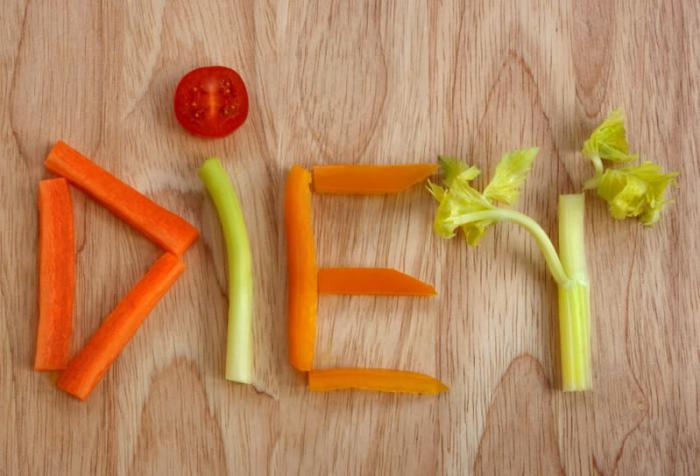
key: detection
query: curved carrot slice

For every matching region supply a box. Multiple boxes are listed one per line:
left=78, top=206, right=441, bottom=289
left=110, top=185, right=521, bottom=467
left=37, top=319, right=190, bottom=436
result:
left=57, top=253, right=184, bottom=400
left=35, top=178, right=75, bottom=371
left=45, top=141, right=199, bottom=255
left=312, top=164, right=438, bottom=195
left=308, top=368, right=448, bottom=394
left=318, top=268, right=436, bottom=296
left=199, top=158, right=253, bottom=384
left=285, top=166, right=318, bottom=371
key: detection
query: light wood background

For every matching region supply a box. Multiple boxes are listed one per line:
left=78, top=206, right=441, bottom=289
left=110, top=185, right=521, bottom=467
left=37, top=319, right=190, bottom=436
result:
left=2, top=1, right=698, bottom=474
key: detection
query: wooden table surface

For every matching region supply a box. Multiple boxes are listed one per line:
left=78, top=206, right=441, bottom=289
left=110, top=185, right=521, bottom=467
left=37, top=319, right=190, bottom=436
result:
left=2, top=1, right=699, bottom=474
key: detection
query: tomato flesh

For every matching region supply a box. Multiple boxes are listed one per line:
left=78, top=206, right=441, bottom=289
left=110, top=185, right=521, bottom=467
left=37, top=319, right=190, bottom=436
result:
left=174, top=66, right=249, bottom=138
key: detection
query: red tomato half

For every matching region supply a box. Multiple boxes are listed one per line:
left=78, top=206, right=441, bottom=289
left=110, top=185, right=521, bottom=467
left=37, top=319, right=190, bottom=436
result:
left=174, top=66, right=249, bottom=138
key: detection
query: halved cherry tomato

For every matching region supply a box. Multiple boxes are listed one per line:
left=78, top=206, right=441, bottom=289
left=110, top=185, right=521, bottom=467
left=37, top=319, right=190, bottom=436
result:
left=174, top=66, right=249, bottom=138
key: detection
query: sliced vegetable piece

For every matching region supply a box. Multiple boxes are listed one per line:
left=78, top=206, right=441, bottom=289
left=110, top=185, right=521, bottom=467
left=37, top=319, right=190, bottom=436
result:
left=57, top=253, right=184, bottom=400
left=312, top=164, right=438, bottom=195
left=174, top=66, right=249, bottom=138
left=35, top=178, right=75, bottom=371
left=285, top=166, right=318, bottom=371
left=558, top=194, right=592, bottom=391
left=45, top=141, right=199, bottom=255
left=199, top=158, right=253, bottom=384
left=318, top=268, right=436, bottom=296
left=308, top=368, right=448, bottom=394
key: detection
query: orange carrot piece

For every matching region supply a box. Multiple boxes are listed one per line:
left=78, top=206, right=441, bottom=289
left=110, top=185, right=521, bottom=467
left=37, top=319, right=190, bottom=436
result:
left=45, top=141, right=199, bottom=255
left=35, top=178, right=75, bottom=371
left=56, top=253, right=184, bottom=400
left=308, top=368, right=448, bottom=394
left=312, top=164, right=438, bottom=195
left=285, top=166, right=318, bottom=371
left=318, top=268, right=436, bottom=296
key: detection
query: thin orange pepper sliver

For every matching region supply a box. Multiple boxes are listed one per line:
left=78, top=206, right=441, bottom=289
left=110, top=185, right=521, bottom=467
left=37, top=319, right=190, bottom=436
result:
left=308, top=368, right=448, bottom=394
left=285, top=166, right=318, bottom=371
left=312, top=164, right=438, bottom=195
left=318, top=268, right=436, bottom=296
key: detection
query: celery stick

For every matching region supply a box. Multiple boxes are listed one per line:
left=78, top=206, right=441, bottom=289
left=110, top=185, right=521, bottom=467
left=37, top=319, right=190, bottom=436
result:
left=557, top=194, right=591, bottom=391
left=451, top=197, right=593, bottom=390
left=199, top=158, right=253, bottom=384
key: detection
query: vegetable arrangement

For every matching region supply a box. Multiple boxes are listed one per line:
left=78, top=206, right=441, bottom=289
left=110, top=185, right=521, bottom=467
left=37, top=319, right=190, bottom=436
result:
left=285, top=164, right=448, bottom=394
left=36, top=141, right=198, bottom=400
left=428, top=108, right=677, bottom=391
left=34, top=62, right=677, bottom=403
left=35, top=66, right=255, bottom=400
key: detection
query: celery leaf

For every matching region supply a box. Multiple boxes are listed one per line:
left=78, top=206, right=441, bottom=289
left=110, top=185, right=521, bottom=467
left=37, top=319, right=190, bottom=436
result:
left=483, top=147, right=539, bottom=205
left=582, top=108, right=638, bottom=164
left=432, top=152, right=538, bottom=246
left=437, top=156, right=481, bottom=187
left=596, top=161, right=679, bottom=226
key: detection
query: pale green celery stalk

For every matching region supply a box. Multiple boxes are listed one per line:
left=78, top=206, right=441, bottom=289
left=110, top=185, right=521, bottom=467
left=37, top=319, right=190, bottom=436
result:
left=446, top=209, right=569, bottom=286
left=557, top=194, right=591, bottom=391
left=448, top=197, right=591, bottom=391
left=199, top=158, right=253, bottom=384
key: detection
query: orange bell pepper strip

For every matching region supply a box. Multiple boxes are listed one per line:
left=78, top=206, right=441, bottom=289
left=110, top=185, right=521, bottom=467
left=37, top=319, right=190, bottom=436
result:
left=318, top=268, right=436, bottom=296
left=285, top=166, right=318, bottom=371
left=308, top=368, right=448, bottom=394
left=312, top=164, right=437, bottom=194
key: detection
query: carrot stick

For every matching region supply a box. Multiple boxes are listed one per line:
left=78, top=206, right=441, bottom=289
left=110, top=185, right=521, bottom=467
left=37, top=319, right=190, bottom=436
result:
left=45, top=141, right=199, bottom=255
left=308, top=368, right=448, bottom=394
left=57, top=253, right=184, bottom=400
left=285, top=166, right=318, bottom=371
left=312, top=164, right=438, bottom=195
left=35, top=178, right=75, bottom=371
left=318, top=268, right=436, bottom=296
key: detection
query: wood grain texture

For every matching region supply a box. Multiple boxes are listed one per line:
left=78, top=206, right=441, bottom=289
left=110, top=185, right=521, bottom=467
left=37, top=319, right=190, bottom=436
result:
left=1, top=0, right=698, bottom=474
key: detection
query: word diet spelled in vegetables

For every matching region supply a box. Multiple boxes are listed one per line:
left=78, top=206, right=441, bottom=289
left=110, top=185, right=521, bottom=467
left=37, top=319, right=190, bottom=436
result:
left=35, top=105, right=677, bottom=400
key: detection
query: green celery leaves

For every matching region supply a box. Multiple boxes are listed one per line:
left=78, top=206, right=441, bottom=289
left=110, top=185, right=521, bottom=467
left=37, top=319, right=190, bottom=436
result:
left=583, top=108, right=679, bottom=226
left=429, top=148, right=539, bottom=245
left=582, top=108, right=637, bottom=165
left=596, top=162, right=679, bottom=226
